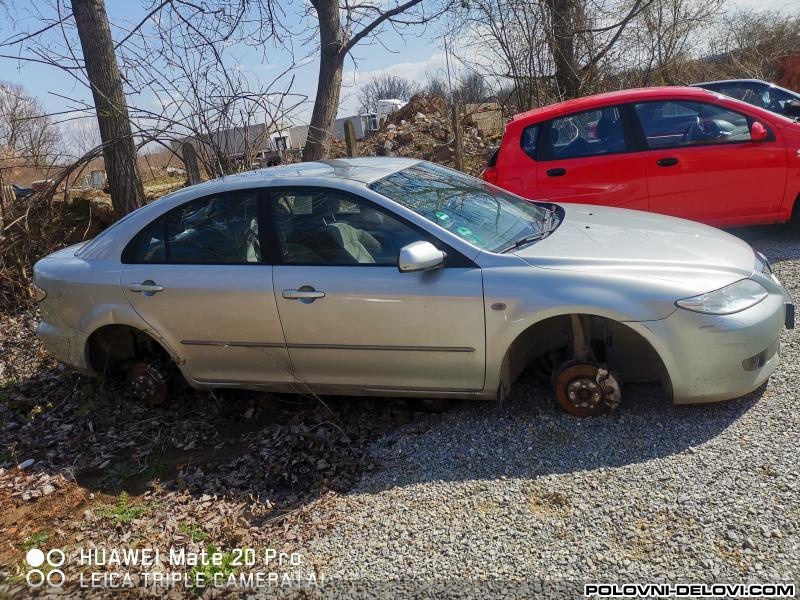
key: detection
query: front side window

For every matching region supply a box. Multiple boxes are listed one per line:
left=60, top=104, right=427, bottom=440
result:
left=370, top=162, right=549, bottom=253
left=634, top=101, right=752, bottom=149
left=127, top=190, right=261, bottom=264
left=271, top=189, right=422, bottom=265
left=545, top=106, right=628, bottom=159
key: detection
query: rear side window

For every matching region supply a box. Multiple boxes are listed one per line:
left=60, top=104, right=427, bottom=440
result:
left=544, top=106, right=628, bottom=160
left=124, top=190, right=261, bottom=264
left=520, top=125, right=539, bottom=160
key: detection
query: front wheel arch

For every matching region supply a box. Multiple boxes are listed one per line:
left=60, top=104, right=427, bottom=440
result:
left=497, top=313, right=673, bottom=401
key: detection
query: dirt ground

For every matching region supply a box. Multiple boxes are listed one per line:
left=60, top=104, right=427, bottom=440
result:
left=0, top=307, right=444, bottom=597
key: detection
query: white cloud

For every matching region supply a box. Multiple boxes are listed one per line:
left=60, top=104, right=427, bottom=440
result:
left=338, top=51, right=446, bottom=115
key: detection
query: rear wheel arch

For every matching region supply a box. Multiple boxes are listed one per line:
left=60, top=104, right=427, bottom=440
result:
left=85, top=324, right=173, bottom=376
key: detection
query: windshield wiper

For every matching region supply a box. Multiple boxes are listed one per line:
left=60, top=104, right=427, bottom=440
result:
left=499, top=231, right=549, bottom=253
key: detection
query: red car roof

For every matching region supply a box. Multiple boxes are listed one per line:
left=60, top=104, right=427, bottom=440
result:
left=511, top=86, right=720, bottom=123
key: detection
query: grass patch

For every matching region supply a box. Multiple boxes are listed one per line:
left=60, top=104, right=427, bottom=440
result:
left=188, top=545, right=238, bottom=596
left=178, top=521, right=208, bottom=543
left=22, top=530, right=50, bottom=550
left=96, top=492, right=148, bottom=524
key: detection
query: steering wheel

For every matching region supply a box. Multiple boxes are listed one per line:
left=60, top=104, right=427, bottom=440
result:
left=682, top=118, right=723, bottom=143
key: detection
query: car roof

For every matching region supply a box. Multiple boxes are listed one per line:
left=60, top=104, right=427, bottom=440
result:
left=199, top=156, right=422, bottom=189
left=692, top=79, right=770, bottom=87
left=510, top=86, right=720, bottom=123
left=692, top=79, right=800, bottom=97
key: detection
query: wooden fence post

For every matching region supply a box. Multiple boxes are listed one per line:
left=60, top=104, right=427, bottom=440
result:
left=181, top=142, right=202, bottom=186
left=344, top=120, right=359, bottom=158
left=451, top=103, right=464, bottom=172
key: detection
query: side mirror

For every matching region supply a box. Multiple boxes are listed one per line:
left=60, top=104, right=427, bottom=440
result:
left=750, top=121, right=768, bottom=142
left=398, top=241, right=445, bottom=272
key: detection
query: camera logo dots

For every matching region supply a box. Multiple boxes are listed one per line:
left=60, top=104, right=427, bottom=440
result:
left=25, top=548, right=66, bottom=587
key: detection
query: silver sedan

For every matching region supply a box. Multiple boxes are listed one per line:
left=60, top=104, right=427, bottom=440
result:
left=33, top=158, right=794, bottom=415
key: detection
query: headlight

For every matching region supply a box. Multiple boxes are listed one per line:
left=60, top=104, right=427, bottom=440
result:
left=676, top=279, right=768, bottom=315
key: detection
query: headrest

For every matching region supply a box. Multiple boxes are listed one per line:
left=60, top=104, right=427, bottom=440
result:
left=312, top=195, right=340, bottom=217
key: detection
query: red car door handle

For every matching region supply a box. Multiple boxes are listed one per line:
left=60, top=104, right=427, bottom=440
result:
left=546, top=168, right=567, bottom=177
left=657, top=157, right=679, bottom=167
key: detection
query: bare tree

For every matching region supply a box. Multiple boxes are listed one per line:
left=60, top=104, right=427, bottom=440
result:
left=709, top=10, right=800, bottom=81
left=71, top=0, right=145, bottom=218
left=450, top=0, right=659, bottom=108
left=453, top=71, right=490, bottom=104
left=302, top=0, right=452, bottom=161
left=62, top=117, right=101, bottom=159
left=0, top=82, right=61, bottom=167
left=118, top=1, right=304, bottom=178
left=358, top=75, right=420, bottom=113
left=621, top=0, right=723, bottom=87
left=423, top=73, right=449, bottom=100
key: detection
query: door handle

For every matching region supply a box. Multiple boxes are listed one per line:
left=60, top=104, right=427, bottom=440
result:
left=128, top=280, right=164, bottom=295
left=283, top=288, right=325, bottom=301
left=546, top=168, right=567, bottom=177
left=656, top=157, right=679, bottom=167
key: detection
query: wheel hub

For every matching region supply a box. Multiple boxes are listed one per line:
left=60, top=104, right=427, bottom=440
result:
left=566, top=377, right=602, bottom=408
left=127, top=360, right=168, bottom=405
left=553, top=362, right=621, bottom=416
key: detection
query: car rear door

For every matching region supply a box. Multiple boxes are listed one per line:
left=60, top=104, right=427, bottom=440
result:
left=266, top=187, right=486, bottom=394
left=120, top=188, right=294, bottom=385
left=529, top=104, right=650, bottom=210
left=631, top=99, right=787, bottom=226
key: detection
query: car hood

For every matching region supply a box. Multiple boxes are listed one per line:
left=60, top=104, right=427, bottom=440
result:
left=514, top=204, right=756, bottom=291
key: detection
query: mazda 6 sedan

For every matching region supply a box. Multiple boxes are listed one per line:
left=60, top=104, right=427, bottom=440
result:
left=34, top=158, right=794, bottom=415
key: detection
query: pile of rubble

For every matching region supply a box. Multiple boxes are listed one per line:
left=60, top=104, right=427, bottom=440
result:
left=331, top=94, right=503, bottom=176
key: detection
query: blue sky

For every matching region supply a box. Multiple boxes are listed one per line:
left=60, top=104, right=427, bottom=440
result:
left=0, top=0, right=798, bottom=134
left=0, top=0, right=446, bottom=128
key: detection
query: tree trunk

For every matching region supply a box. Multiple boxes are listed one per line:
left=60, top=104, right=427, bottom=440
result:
left=302, top=0, right=345, bottom=162
left=548, top=0, right=581, bottom=99
left=72, top=0, right=144, bottom=219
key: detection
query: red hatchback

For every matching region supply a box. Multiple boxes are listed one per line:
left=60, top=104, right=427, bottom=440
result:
left=483, top=87, right=800, bottom=228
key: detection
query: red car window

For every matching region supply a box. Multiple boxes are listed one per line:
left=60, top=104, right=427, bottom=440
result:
left=544, top=106, right=628, bottom=160
left=634, top=101, right=752, bottom=149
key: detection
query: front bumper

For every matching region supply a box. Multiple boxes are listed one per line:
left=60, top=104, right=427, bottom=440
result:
left=37, top=321, right=91, bottom=372
left=629, top=290, right=788, bottom=404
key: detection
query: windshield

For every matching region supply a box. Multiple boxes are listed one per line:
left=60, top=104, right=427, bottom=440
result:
left=369, top=162, right=548, bottom=252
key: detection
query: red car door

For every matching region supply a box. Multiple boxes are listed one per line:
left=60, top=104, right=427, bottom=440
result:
left=632, top=99, right=787, bottom=227
left=530, top=105, right=650, bottom=210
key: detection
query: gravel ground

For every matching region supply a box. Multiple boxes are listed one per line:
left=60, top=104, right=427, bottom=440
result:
left=289, top=225, right=800, bottom=599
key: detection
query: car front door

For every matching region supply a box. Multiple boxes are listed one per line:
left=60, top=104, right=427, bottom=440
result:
left=120, top=188, right=294, bottom=385
left=267, top=187, right=486, bottom=394
left=632, top=99, right=787, bottom=226
left=530, top=105, right=650, bottom=210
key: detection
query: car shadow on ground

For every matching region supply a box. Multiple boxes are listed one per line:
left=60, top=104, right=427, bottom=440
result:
left=347, top=375, right=766, bottom=496
left=0, top=364, right=764, bottom=511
